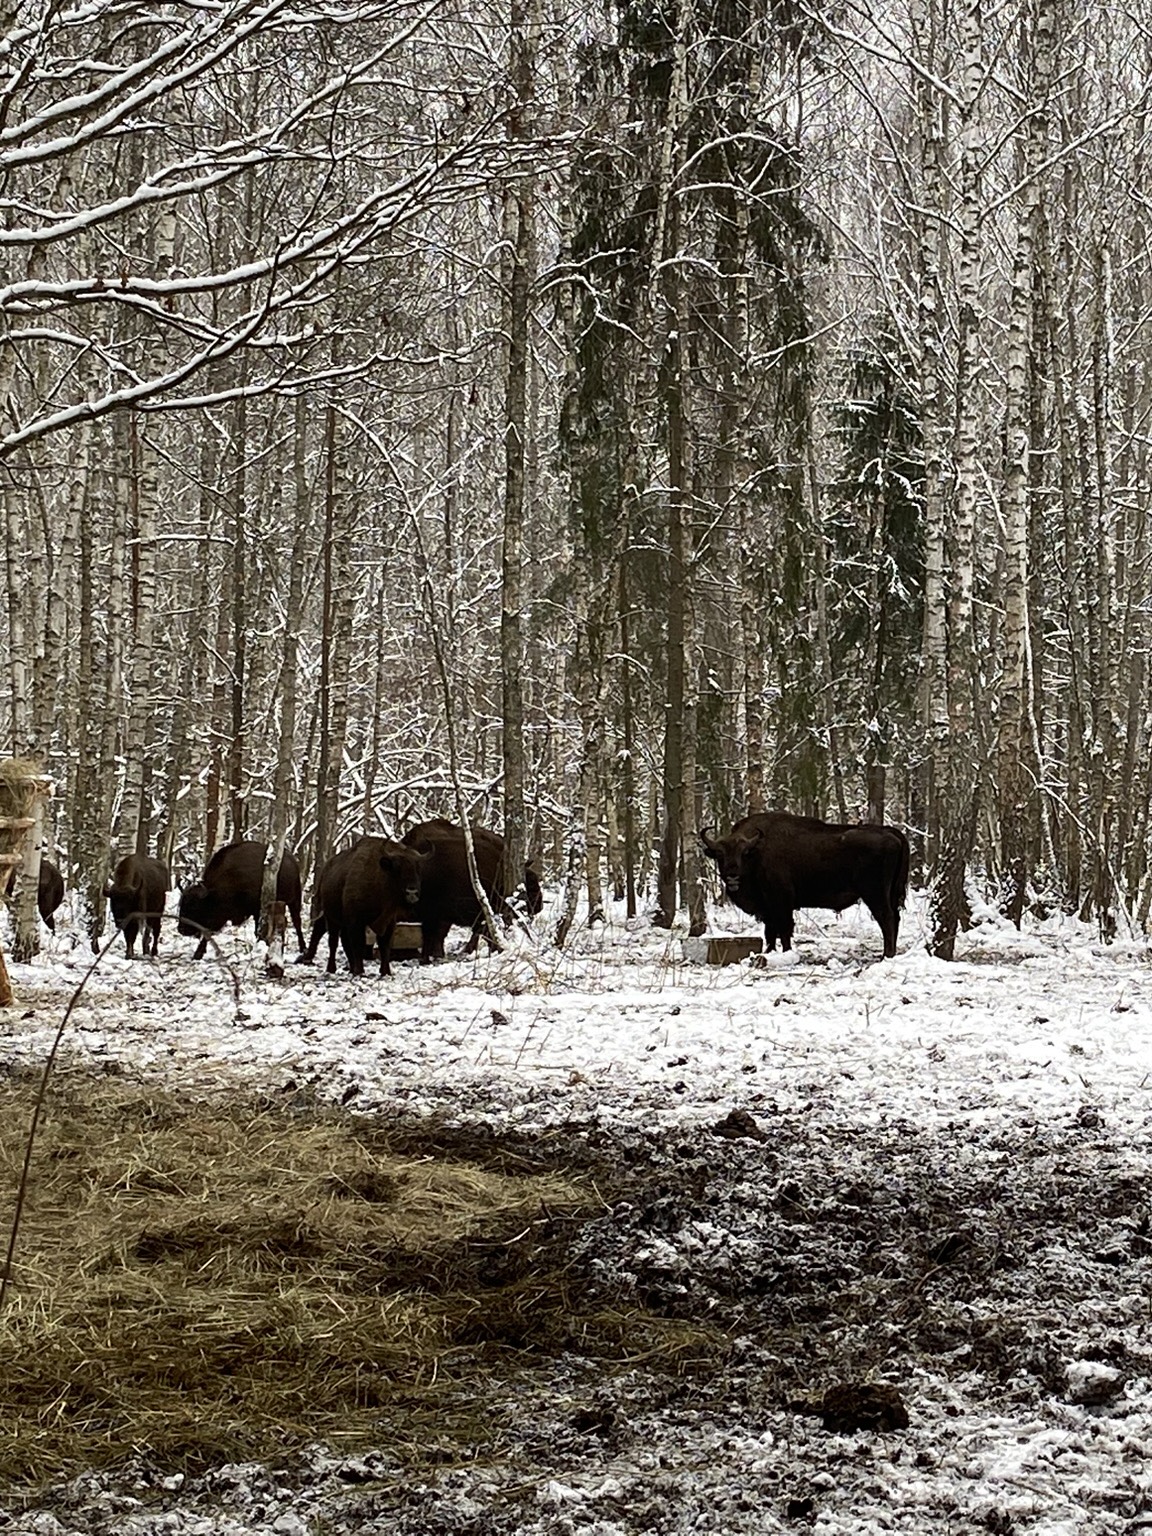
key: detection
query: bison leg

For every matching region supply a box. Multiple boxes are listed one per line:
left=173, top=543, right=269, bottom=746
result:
left=421, top=923, right=450, bottom=963
left=289, top=901, right=306, bottom=953
left=376, top=920, right=396, bottom=978
left=300, top=916, right=326, bottom=966
left=123, top=918, right=138, bottom=958
left=340, top=922, right=366, bottom=976
left=773, top=909, right=796, bottom=952
left=193, top=933, right=209, bottom=960
left=464, top=916, right=500, bottom=955
left=865, top=898, right=899, bottom=958
left=759, top=909, right=788, bottom=951
left=147, top=916, right=161, bottom=956
left=326, top=925, right=340, bottom=974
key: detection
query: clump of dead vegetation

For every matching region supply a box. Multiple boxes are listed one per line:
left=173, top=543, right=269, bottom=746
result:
left=0, top=757, right=42, bottom=853
left=0, top=1073, right=719, bottom=1489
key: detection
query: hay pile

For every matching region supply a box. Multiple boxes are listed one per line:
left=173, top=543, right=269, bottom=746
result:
left=0, top=1076, right=717, bottom=1490
left=0, top=758, right=42, bottom=869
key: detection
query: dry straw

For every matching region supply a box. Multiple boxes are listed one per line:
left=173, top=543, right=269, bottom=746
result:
left=0, top=758, right=42, bottom=862
left=0, top=1075, right=720, bottom=1490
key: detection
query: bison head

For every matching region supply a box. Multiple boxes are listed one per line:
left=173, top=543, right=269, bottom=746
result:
left=177, top=881, right=221, bottom=937
left=699, top=825, right=762, bottom=898
left=108, top=879, right=143, bottom=929
left=382, top=848, right=428, bottom=909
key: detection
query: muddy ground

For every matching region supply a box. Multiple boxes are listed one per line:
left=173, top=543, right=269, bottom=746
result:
left=5, top=1077, right=1152, bottom=1536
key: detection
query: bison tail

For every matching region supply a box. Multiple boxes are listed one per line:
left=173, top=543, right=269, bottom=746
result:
left=892, top=830, right=911, bottom=911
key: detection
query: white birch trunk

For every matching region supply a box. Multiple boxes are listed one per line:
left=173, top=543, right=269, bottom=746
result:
left=911, top=0, right=948, bottom=870
left=998, top=0, right=1055, bottom=924
left=929, top=0, right=985, bottom=959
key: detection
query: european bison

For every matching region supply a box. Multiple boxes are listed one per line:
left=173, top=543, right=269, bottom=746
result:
left=4, top=858, right=64, bottom=931
left=700, top=811, right=910, bottom=959
left=107, top=853, right=169, bottom=957
left=177, top=841, right=305, bottom=960
left=400, top=818, right=543, bottom=962
left=299, top=842, right=361, bottom=970
left=333, top=837, right=426, bottom=977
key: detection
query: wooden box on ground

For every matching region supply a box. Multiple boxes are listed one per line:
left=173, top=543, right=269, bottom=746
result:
left=370, top=922, right=422, bottom=959
left=681, top=933, right=763, bottom=966
left=391, top=922, right=423, bottom=958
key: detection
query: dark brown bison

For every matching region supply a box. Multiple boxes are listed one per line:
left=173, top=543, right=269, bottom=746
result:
left=177, top=841, right=305, bottom=960
left=400, top=818, right=543, bottom=962
left=107, top=853, right=169, bottom=957
left=700, top=812, right=910, bottom=959
left=299, top=842, right=362, bottom=969
left=333, top=837, right=426, bottom=977
left=4, top=858, right=64, bottom=931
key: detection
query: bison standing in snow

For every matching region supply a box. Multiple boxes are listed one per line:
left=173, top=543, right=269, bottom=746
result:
left=3, top=858, right=64, bottom=931
left=400, top=818, right=542, bottom=962
left=178, top=841, right=305, bottom=960
left=331, top=837, right=426, bottom=977
left=700, top=811, right=910, bottom=959
left=107, top=853, right=169, bottom=957
left=299, top=842, right=363, bottom=970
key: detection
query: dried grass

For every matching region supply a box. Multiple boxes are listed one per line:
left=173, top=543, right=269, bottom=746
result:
left=0, top=1074, right=718, bottom=1489
left=0, top=759, right=42, bottom=859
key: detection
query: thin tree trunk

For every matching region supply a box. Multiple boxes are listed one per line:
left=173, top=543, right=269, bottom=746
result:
left=500, top=0, right=535, bottom=906
left=315, top=402, right=338, bottom=871
left=998, top=0, right=1054, bottom=925
left=912, top=0, right=948, bottom=876
left=261, top=397, right=310, bottom=974
left=653, top=0, right=692, bottom=930
left=228, top=387, right=248, bottom=841
left=929, top=0, right=984, bottom=959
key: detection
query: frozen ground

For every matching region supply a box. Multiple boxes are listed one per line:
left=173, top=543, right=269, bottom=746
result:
left=4, top=889, right=1152, bottom=1535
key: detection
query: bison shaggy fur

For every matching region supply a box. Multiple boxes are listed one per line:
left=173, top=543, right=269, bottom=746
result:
left=334, top=837, right=426, bottom=977
left=108, top=853, right=169, bottom=957
left=4, top=858, right=64, bottom=931
left=178, top=841, right=305, bottom=959
left=700, top=811, right=910, bottom=959
left=400, top=818, right=542, bottom=962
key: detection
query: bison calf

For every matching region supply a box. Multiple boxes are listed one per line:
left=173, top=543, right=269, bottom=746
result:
left=107, top=853, right=169, bottom=957
left=700, top=811, right=910, bottom=959
left=334, top=837, right=426, bottom=977
left=178, top=841, right=305, bottom=959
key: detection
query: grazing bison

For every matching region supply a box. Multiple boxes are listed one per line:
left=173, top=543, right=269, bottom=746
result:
left=400, top=818, right=543, bottom=962
left=4, top=858, right=64, bottom=931
left=107, top=853, right=169, bottom=957
left=178, top=841, right=305, bottom=960
left=700, top=812, right=910, bottom=959
left=333, top=837, right=426, bottom=977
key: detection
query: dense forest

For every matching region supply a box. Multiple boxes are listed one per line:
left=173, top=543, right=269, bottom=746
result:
left=1, top=0, right=1149, bottom=960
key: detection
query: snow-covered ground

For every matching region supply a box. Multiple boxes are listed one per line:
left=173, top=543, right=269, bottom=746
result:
left=5, top=889, right=1152, bottom=1536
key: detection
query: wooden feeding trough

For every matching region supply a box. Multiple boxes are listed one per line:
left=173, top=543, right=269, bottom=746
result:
left=390, top=922, right=423, bottom=959
left=362, top=922, right=423, bottom=960
left=681, top=933, right=763, bottom=966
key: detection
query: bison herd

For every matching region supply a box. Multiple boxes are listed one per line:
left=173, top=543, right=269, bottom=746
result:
left=6, top=810, right=915, bottom=968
